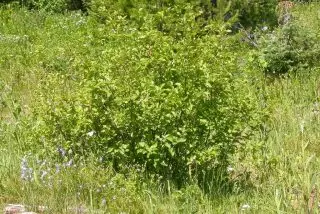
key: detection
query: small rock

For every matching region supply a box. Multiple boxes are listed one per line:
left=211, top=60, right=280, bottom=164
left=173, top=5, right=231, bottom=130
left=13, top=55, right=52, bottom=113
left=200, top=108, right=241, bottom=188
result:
left=4, top=204, right=26, bottom=214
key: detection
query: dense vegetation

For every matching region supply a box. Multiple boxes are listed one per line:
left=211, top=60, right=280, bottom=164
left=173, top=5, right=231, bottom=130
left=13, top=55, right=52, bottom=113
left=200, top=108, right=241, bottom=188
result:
left=1, top=0, right=320, bottom=213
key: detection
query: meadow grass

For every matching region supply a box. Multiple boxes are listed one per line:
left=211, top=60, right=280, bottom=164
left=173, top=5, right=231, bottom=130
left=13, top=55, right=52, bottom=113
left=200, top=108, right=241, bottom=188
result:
left=1, top=2, right=320, bottom=213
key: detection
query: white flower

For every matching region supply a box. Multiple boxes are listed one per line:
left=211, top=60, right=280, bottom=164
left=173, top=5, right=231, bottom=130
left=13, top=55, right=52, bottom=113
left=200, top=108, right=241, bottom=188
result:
left=261, top=26, right=268, bottom=31
left=40, top=170, right=48, bottom=180
left=241, top=204, right=251, bottom=210
left=101, top=198, right=106, bottom=206
left=227, top=166, right=234, bottom=172
left=87, top=130, right=95, bottom=137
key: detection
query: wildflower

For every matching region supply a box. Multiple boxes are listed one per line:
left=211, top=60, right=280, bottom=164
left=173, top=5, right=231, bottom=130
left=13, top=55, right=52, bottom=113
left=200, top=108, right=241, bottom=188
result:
left=47, top=176, right=53, bottom=187
left=65, top=159, right=73, bottom=167
left=40, top=170, right=48, bottom=181
left=101, top=198, right=106, bottom=206
left=57, top=147, right=66, bottom=157
left=21, top=157, right=33, bottom=181
left=21, top=158, right=27, bottom=168
left=99, top=156, right=103, bottom=163
left=38, top=206, right=48, bottom=213
left=36, top=159, right=41, bottom=165
left=75, top=16, right=86, bottom=26
left=55, top=164, right=61, bottom=173
left=241, top=204, right=251, bottom=210
left=40, top=160, right=47, bottom=166
left=87, top=130, right=95, bottom=137
left=227, top=166, right=234, bottom=173
left=312, top=102, right=319, bottom=115
left=261, top=26, right=268, bottom=31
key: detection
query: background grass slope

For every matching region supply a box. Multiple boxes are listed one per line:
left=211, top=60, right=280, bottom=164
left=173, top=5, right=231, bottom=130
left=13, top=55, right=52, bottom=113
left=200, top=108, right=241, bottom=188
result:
left=1, top=1, right=320, bottom=213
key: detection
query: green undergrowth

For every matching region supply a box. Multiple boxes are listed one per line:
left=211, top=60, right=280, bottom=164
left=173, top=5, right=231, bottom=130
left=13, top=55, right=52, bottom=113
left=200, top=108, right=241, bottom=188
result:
left=1, top=2, right=320, bottom=213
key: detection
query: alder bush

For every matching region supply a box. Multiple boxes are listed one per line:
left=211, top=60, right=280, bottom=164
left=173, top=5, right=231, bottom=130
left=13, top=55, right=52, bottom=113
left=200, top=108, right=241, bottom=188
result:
left=87, top=0, right=279, bottom=30
left=27, top=8, right=263, bottom=187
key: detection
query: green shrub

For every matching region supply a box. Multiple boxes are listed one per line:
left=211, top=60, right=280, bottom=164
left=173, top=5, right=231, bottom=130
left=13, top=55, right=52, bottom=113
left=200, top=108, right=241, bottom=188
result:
left=28, top=16, right=262, bottom=187
left=1, top=0, right=86, bottom=12
left=87, top=0, right=221, bottom=36
left=258, top=22, right=320, bottom=75
left=255, top=2, right=320, bottom=75
left=86, top=0, right=277, bottom=32
left=2, top=0, right=278, bottom=31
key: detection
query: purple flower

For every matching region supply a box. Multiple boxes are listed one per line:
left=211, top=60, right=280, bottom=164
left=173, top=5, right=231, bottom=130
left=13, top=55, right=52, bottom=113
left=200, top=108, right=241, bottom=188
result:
left=21, top=157, right=33, bottom=181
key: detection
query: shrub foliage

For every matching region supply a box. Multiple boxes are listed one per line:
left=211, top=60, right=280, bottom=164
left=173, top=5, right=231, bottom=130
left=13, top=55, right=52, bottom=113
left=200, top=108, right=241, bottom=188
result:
left=1, top=0, right=279, bottom=29
left=258, top=21, right=320, bottom=75
left=26, top=8, right=263, bottom=186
